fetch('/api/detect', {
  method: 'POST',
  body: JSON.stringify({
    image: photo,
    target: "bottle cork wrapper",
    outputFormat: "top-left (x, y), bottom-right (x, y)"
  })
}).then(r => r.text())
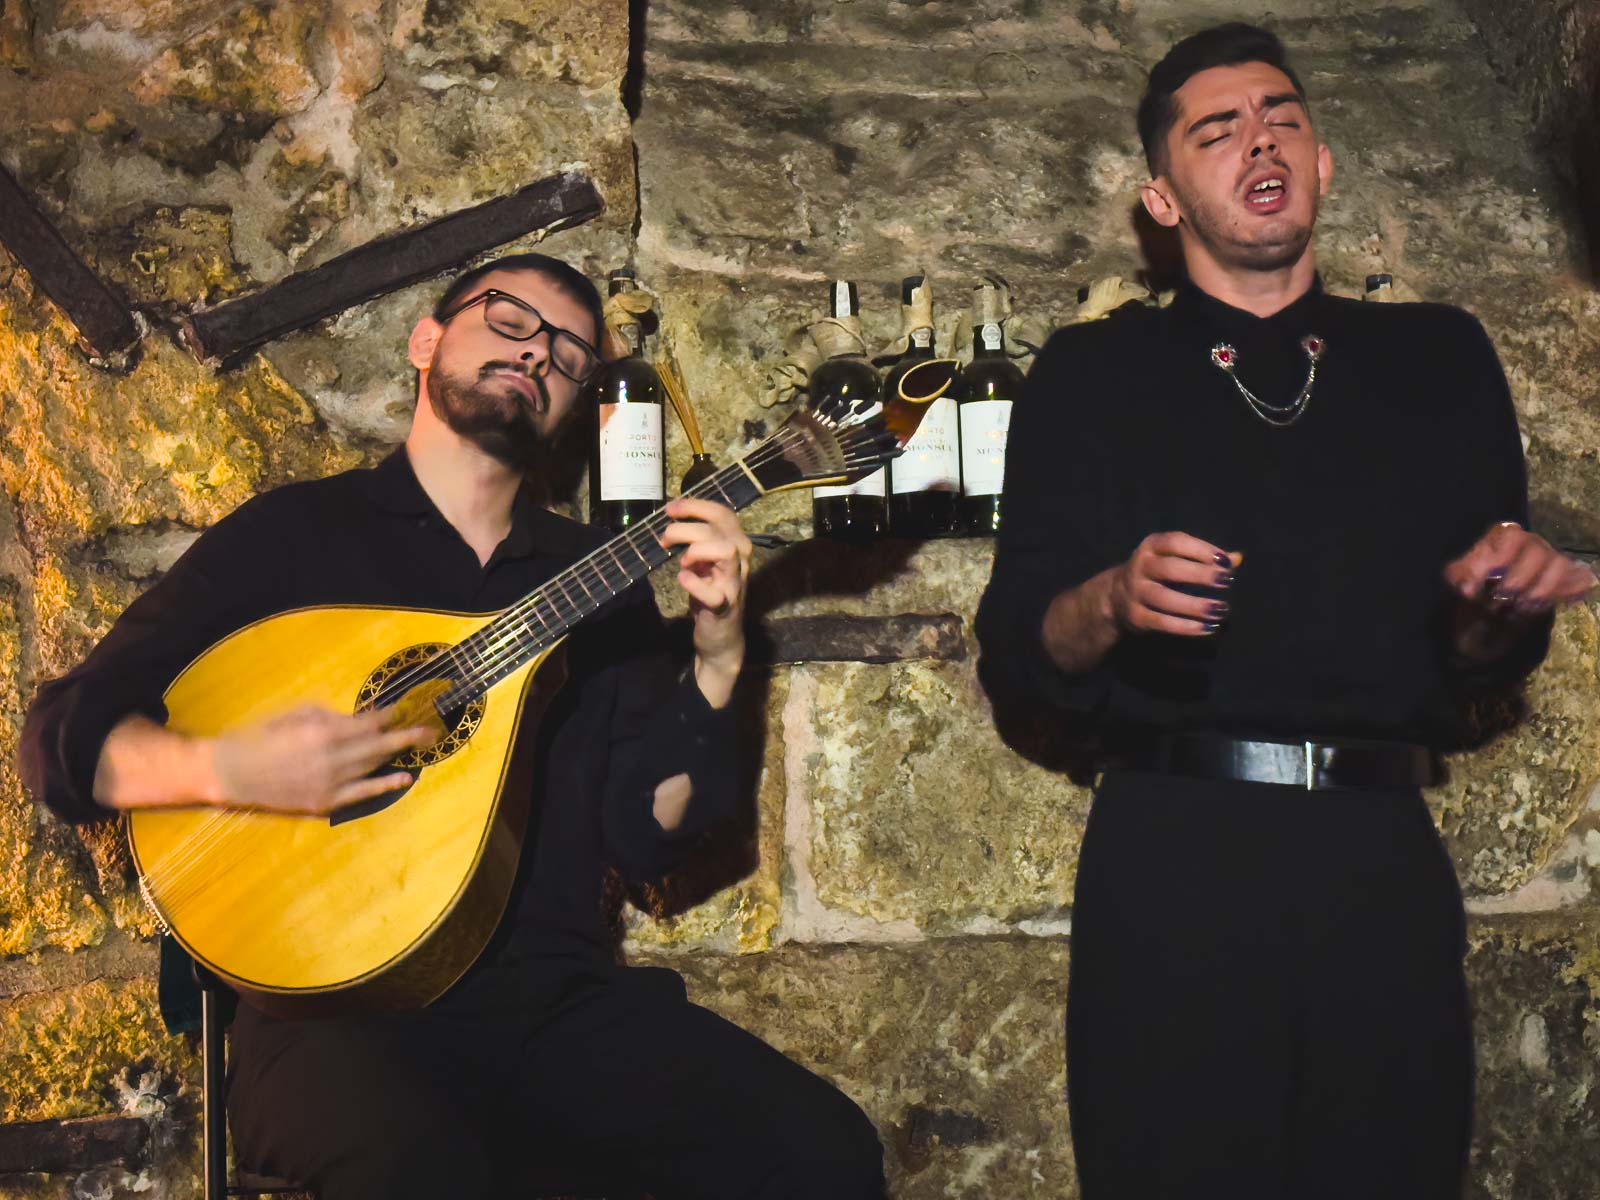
top-left (602, 288), bottom-right (657, 360)
top-left (873, 277), bottom-right (937, 361)
top-left (762, 316), bottom-right (867, 408)
top-left (954, 278), bottom-right (1044, 362)
top-left (1068, 276), bottom-right (1159, 325)
top-left (1361, 277), bottom-right (1418, 303)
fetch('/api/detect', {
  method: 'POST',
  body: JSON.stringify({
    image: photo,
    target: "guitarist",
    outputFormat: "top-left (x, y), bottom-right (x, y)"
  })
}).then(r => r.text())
top-left (21, 253), bottom-right (886, 1200)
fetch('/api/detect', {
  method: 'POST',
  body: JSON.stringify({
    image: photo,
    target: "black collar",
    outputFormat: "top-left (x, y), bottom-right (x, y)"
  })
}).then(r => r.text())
top-left (362, 447), bottom-right (596, 560)
top-left (1171, 274), bottom-right (1327, 333)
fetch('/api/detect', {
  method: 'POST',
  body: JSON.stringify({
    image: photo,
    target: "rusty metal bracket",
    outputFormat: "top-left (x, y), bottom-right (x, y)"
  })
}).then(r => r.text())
top-left (180, 168), bottom-right (605, 367)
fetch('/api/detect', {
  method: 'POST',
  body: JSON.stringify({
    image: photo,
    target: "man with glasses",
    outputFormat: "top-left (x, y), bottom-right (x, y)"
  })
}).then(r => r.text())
top-left (22, 253), bottom-right (886, 1200)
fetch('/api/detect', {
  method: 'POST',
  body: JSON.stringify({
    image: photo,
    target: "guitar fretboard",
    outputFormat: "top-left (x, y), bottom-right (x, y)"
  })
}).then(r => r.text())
top-left (416, 455), bottom-right (768, 713)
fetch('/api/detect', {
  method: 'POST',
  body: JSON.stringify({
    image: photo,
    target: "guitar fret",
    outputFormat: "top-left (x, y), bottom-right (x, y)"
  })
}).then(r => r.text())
top-left (622, 530), bottom-right (653, 567)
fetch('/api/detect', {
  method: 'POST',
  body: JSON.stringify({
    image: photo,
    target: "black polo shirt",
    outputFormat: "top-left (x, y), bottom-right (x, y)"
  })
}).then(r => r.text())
top-left (20, 448), bottom-right (742, 973)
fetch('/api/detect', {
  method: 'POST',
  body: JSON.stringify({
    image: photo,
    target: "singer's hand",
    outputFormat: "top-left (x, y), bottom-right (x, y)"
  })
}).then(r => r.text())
top-left (1107, 532), bottom-right (1241, 637)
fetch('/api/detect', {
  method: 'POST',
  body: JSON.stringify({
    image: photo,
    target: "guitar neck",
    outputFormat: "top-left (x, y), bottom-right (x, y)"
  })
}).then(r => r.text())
top-left (439, 453), bottom-right (770, 708)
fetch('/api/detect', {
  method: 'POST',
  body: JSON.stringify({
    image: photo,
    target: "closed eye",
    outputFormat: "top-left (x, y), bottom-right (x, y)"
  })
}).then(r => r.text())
top-left (1199, 133), bottom-right (1229, 148)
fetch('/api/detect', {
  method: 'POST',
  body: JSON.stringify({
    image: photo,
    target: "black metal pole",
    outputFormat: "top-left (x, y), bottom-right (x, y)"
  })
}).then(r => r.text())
top-left (181, 169), bottom-right (605, 366)
top-left (0, 161), bottom-right (140, 361)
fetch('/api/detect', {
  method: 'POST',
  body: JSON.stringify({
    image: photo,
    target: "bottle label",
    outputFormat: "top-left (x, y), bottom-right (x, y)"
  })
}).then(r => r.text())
top-left (981, 323), bottom-right (1003, 352)
top-left (814, 467), bottom-right (887, 500)
top-left (598, 403), bottom-right (664, 501)
top-left (911, 328), bottom-right (932, 349)
top-left (959, 399), bottom-right (1013, 497)
top-left (891, 396), bottom-right (960, 495)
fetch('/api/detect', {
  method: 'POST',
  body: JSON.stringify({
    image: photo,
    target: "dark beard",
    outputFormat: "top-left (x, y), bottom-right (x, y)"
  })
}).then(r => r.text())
top-left (1174, 168), bottom-right (1318, 272)
top-left (426, 360), bottom-right (558, 475)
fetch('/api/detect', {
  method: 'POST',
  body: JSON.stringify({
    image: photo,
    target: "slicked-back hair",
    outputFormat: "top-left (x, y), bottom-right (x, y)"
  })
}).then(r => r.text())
top-left (1137, 22), bottom-right (1308, 176)
top-left (432, 252), bottom-right (605, 349)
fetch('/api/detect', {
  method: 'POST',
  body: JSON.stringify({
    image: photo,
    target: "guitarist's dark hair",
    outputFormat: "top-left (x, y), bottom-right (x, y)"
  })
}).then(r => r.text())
top-left (433, 252), bottom-right (606, 349)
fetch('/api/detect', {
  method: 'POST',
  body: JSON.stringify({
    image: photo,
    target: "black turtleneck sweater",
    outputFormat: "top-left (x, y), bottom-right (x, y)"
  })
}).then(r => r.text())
top-left (975, 279), bottom-right (1550, 749)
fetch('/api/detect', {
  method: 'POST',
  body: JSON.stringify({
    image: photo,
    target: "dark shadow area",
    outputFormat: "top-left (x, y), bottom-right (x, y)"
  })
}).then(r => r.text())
top-left (1130, 199), bottom-right (1185, 294)
top-left (983, 691), bottom-right (1103, 787)
top-left (613, 534), bottom-right (925, 925)
top-left (623, 0), bottom-right (649, 120)
top-left (1572, 122), bottom-right (1600, 281)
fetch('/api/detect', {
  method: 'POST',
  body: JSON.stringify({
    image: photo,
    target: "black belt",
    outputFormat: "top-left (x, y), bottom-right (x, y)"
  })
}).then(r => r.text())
top-left (1128, 733), bottom-right (1438, 791)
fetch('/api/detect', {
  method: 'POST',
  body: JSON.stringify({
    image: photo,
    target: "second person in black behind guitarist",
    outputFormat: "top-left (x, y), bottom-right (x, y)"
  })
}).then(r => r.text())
top-left (21, 253), bottom-right (887, 1200)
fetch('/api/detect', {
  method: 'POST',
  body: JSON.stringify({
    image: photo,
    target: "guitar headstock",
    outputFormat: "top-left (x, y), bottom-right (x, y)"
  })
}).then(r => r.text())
top-left (747, 357), bottom-right (963, 496)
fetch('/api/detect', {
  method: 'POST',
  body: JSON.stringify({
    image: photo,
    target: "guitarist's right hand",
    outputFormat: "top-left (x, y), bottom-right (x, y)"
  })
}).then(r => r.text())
top-left (209, 707), bottom-right (434, 816)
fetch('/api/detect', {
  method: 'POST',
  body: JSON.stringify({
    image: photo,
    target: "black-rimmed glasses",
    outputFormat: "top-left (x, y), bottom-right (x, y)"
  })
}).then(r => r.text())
top-left (439, 289), bottom-right (603, 383)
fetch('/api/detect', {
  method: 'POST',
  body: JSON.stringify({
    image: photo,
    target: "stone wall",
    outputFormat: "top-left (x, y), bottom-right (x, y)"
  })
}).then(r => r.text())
top-left (0, 1), bottom-right (1596, 1197)
top-left (1454, 0), bottom-right (1600, 278)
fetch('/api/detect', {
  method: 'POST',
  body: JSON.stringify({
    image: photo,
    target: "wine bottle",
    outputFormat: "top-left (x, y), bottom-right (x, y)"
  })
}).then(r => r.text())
top-left (1364, 273), bottom-right (1394, 302)
top-left (811, 281), bottom-right (886, 541)
top-left (588, 270), bottom-right (666, 533)
top-left (885, 275), bottom-right (960, 538)
top-left (681, 453), bottom-right (717, 494)
top-left (958, 281), bottom-right (1023, 537)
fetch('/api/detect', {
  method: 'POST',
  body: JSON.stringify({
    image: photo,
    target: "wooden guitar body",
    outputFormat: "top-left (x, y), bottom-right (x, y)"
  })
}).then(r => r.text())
top-left (127, 605), bottom-right (564, 1016)
top-left (122, 392), bottom-right (908, 1016)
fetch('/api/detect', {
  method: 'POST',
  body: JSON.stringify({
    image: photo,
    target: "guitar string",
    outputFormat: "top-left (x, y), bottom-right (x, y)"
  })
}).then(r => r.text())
top-left (140, 416), bottom-right (897, 905)
top-left (362, 427), bottom-right (820, 714)
top-left (359, 430), bottom-right (800, 713)
top-left (136, 424), bottom-right (846, 902)
top-left (443, 416), bottom-right (896, 706)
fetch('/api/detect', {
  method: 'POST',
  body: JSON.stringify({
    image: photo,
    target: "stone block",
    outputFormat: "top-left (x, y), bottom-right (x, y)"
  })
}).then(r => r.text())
top-left (353, 66), bottom-right (635, 231)
top-left (0, 977), bottom-right (193, 1125)
top-left (129, 2), bottom-right (322, 123)
top-left (0, 583), bottom-right (109, 957)
top-left (1433, 601), bottom-right (1600, 897)
top-left (649, 936), bottom-right (1074, 1197)
top-left (392, 0), bottom-right (628, 91)
top-left (1467, 912), bottom-right (1600, 1198)
top-left (788, 661), bottom-right (1087, 933)
top-left (0, 285), bottom-right (360, 549)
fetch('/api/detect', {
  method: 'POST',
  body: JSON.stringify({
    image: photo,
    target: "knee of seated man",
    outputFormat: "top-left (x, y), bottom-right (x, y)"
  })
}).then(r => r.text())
top-left (765, 1083), bottom-right (884, 1182)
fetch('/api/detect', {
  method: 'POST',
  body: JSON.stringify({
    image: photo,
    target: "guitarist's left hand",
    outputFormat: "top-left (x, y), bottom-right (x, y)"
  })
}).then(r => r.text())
top-left (662, 497), bottom-right (752, 710)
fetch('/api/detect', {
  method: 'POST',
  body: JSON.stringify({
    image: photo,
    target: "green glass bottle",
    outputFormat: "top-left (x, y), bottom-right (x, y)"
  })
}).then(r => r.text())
top-left (587, 270), bottom-right (666, 533)
top-left (957, 281), bottom-right (1023, 537)
top-left (885, 275), bottom-right (960, 539)
top-left (810, 281), bottom-right (886, 541)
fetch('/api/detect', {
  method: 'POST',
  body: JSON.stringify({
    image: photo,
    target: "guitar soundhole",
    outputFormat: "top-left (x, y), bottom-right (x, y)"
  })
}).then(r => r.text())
top-left (332, 644), bottom-right (486, 826)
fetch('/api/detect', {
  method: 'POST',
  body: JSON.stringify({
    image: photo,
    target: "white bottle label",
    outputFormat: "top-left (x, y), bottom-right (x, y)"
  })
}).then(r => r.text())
top-left (598, 403), bottom-right (664, 501)
top-left (814, 467), bottom-right (886, 500)
top-left (959, 399), bottom-right (1013, 497)
top-left (891, 396), bottom-right (960, 494)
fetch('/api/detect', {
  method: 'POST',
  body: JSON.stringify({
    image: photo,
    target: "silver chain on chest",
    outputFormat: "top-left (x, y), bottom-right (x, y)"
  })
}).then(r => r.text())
top-left (1208, 334), bottom-right (1327, 427)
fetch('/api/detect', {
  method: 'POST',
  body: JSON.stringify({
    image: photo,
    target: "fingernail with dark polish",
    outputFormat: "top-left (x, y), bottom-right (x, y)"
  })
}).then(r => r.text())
top-left (1215, 572), bottom-right (1236, 588)
top-left (1202, 620), bottom-right (1224, 634)
top-left (1214, 552), bottom-right (1232, 568)
top-left (1486, 569), bottom-right (1507, 583)
top-left (1208, 601), bottom-right (1230, 619)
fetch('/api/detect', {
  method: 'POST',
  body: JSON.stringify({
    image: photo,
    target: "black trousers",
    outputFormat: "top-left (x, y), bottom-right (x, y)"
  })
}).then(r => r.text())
top-left (1067, 769), bottom-right (1472, 1200)
top-left (228, 954), bottom-right (885, 1200)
